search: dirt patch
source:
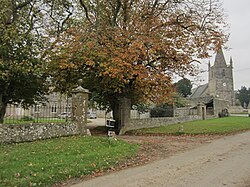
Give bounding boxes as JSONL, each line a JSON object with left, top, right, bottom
{"left": 120, "top": 134, "right": 220, "bottom": 162}
{"left": 90, "top": 126, "right": 221, "bottom": 164}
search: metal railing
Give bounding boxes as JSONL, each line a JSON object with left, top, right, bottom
{"left": 3, "top": 105, "right": 72, "bottom": 124}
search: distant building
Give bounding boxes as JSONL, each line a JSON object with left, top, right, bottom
{"left": 5, "top": 92, "right": 71, "bottom": 119}
{"left": 189, "top": 47, "right": 234, "bottom": 116}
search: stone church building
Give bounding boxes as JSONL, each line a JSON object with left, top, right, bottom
{"left": 189, "top": 47, "right": 235, "bottom": 116}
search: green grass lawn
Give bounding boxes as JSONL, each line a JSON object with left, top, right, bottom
{"left": 0, "top": 136, "right": 139, "bottom": 187}
{"left": 130, "top": 116, "right": 250, "bottom": 135}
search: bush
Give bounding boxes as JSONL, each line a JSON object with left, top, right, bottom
{"left": 150, "top": 104, "right": 174, "bottom": 117}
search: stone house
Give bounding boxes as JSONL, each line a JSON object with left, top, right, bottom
{"left": 5, "top": 92, "right": 71, "bottom": 119}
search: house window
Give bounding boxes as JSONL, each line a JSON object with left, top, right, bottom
{"left": 51, "top": 104, "right": 57, "bottom": 113}
{"left": 66, "top": 104, "right": 71, "bottom": 112}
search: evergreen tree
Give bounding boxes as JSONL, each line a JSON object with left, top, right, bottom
{"left": 236, "top": 86, "right": 250, "bottom": 108}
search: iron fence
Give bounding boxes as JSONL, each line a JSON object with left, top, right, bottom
{"left": 4, "top": 104, "right": 72, "bottom": 124}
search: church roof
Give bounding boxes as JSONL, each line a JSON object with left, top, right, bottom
{"left": 213, "top": 47, "right": 227, "bottom": 68}
{"left": 190, "top": 83, "right": 208, "bottom": 98}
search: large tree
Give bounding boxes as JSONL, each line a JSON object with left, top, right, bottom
{"left": 236, "top": 86, "right": 250, "bottom": 108}
{"left": 174, "top": 78, "right": 192, "bottom": 97}
{"left": 0, "top": 0, "right": 75, "bottom": 123}
{"left": 49, "top": 0, "right": 228, "bottom": 131}
{"left": 0, "top": 0, "right": 45, "bottom": 123}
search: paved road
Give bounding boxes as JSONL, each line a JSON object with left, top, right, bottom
{"left": 71, "top": 131, "right": 250, "bottom": 187}
{"left": 87, "top": 118, "right": 106, "bottom": 128}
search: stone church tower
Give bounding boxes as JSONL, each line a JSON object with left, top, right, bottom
{"left": 207, "top": 47, "right": 234, "bottom": 105}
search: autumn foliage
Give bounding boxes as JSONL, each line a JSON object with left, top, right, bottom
{"left": 49, "top": 0, "right": 228, "bottom": 110}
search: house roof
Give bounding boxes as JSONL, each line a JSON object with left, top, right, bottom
{"left": 190, "top": 96, "right": 213, "bottom": 108}
{"left": 190, "top": 83, "right": 208, "bottom": 98}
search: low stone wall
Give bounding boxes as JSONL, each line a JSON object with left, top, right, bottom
{"left": 228, "top": 106, "right": 246, "bottom": 114}
{"left": 130, "top": 110, "right": 150, "bottom": 119}
{"left": 174, "top": 107, "right": 198, "bottom": 117}
{"left": 120, "top": 115, "right": 202, "bottom": 134}
{"left": 0, "top": 122, "right": 80, "bottom": 144}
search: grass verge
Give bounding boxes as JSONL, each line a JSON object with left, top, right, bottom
{"left": 129, "top": 116, "right": 250, "bottom": 135}
{"left": 0, "top": 136, "right": 139, "bottom": 187}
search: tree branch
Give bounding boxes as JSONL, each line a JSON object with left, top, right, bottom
{"left": 111, "top": 0, "right": 122, "bottom": 26}
{"left": 16, "top": 0, "right": 33, "bottom": 10}
{"left": 79, "top": 0, "right": 93, "bottom": 24}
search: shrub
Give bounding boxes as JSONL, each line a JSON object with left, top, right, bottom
{"left": 150, "top": 104, "right": 174, "bottom": 117}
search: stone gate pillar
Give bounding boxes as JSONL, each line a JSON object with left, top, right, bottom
{"left": 197, "top": 102, "right": 206, "bottom": 120}
{"left": 72, "top": 80, "right": 89, "bottom": 135}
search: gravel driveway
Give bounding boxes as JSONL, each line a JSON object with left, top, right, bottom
{"left": 71, "top": 131, "right": 250, "bottom": 187}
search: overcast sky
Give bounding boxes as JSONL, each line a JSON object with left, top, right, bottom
{"left": 197, "top": 0, "right": 250, "bottom": 90}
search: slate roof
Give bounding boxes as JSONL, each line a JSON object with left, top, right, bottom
{"left": 190, "top": 83, "right": 208, "bottom": 98}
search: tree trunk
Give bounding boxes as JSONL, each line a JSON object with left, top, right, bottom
{"left": 0, "top": 95, "right": 7, "bottom": 124}
{"left": 112, "top": 101, "right": 121, "bottom": 134}
{"left": 111, "top": 97, "right": 131, "bottom": 134}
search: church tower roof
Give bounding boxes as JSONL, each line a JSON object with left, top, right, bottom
{"left": 214, "top": 47, "right": 227, "bottom": 67}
